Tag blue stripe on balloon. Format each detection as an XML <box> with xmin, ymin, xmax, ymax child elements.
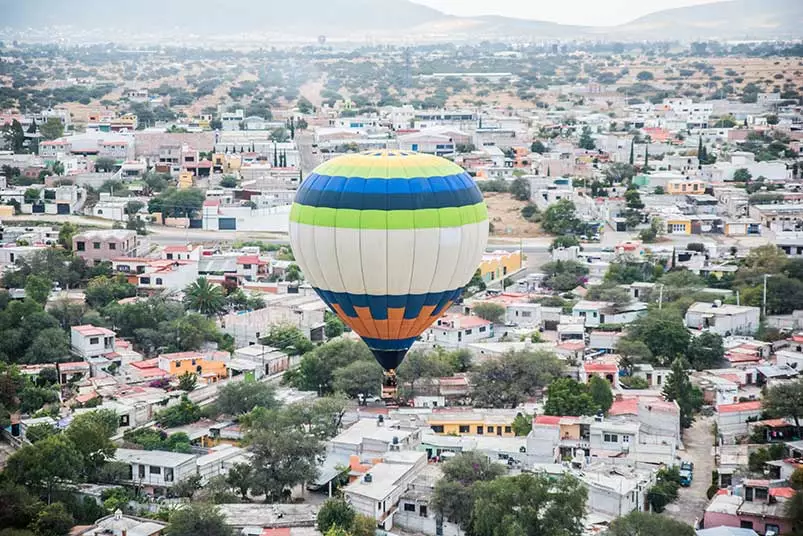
<box><xmin>314</xmin><ymin>288</ymin><xmax>463</xmax><ymax>321</ymax></box>
<box><xmin>361</xmin><ymin>336</ymin><xmax>418</xmax><ymax>351</ymax></box>
<box><xmin>295</xmin><ymin>174</ymin><xmax>482</xmax><ymax>210</ymax></box>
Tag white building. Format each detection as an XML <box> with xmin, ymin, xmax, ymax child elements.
<box><xmin>113</xmin><ymin>448</ymin><xmax>198</xmax><ymax>493</ymax></box>
<box><xmin>425</xmin><ymin>314</ymin><xmax>493</xmax><ymax>348</ymax></box>
<box><xmin>136</xmin><ymin>260</ymin><xmax>199</xmax><ymax>292</ymax></box>
<box><xmin>70</xmin><ymin>324</ymin><xmax>116</xmax><ymax>358</ymax></box>
<box><xmin>685</xmin><ymin>302</ymin><xmax>760</xmax><ymax>336</ymax></box>
<box><xmin>505</xmin><ymin>302</ymin><xmax>541</xmax><ymax>328</ymax></box>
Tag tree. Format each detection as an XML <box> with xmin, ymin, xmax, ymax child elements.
<box><xmin>544</xmin><ymin>378</ymin><xmax>599</xmax><ymax>416</ymax></box>
<box><xmin>24</xmin><ymin>275</ymin><xmax>52</xmax><ymax>305</ymax></box>
<box><xmin>57</xmin><ymin>223</ymin><xmax>78</xmax><ymax>251</ymax></box>
<box><xmin>629</xmin><ymin>139</ymin><xmax>635</xmax><ymax>165</ymax></box>
<box><xmin>766</xmin><ymin>114</ymin><xmax>780</xmax><ymax>125</ymax></box>
<box><xmin>125</xmin><ymin>200</ymin><xmax>145</xmax><ymax>216</ymax></box>
<box><xmin>509</xmin><ymin>177</ymin><xmax>531</xmax><ymax>201</ymax></box>
<box><xmin>471</xmin><ymin>350</ymin><xmax>564</xmax><ymax>408</ymax></box>
<box><xmin>0</xmin><ymin>481</ymin><xmax>43</xmax><ymax>531</ymax></box>
<box><xmin>226</xmin><ymin>462</ymin><xmax>253</xmax><ymax>501</ymax></box>
<box><xmin>764</xmin><ymin>378</ymin><xmax>803</xmax><ymax>438</ymax></box>
<box><xmin>687</xmin><ymin>331</ymin><xmax>724</xmax><ymax>370</ymax></box>
<box><xmin>733</xmin><ymin>168</ymin><xmax>752</xmax><ymax>182</ymax></box>
<box><xmin>615</xmin><ymin>338</ymin><xmax>653</xmax><ymax>372</ymax></box>
<box><xmin>472</xmin><ymin>303</ymin><xmax>505</xmax><ymax>323</ymax></box>
<box><xmin>25</xmin><ymin>423</ymin><xmax>57</xmax><ymax>444</ymax></box>
<box><xmin>589</xmin><ymin>375</ymin><xmax>614</xmax><ymax>414</ymax></box>
<box><xmin>332</xmin><ymin>360</ymin><xmax>384</xmax><ymax>403</ymax></box>
<box><xmin>432</xmin><ymin>452</ymin><xmax>506</xmax><ymax>531</ymax></box>
<box><xmin>171</xmin><ymin>474</ymin><xmax>203</xmax><ymax>499</ymax></box>
<box><xmin>511</xmin><ymin>413</ymin><xmax>532</xmax><ymax>436</ymax></box>
<box><xmin>177</xmin><ymin>371</ymin><xmax>197</xmax><ymax>392</ymax></box>
<box><xmin>531</xmin><ymin>140</ymin><xmax>546</xmax><ymax>154</ymax></box>
<box><xmin>39</xmin><ymin>118</ymin><xmax>64</xmax><ymax>141</ymax></box>
<box><xmin>216</xmin><ymin>381</ymin><xmax>279</xmax><ymax>416</ymax></box>
<box><xmin>647</xmin><ymin>467</ymin><xmax>681</xmax><ymax>512</ymax></box>
<box><xmin>470</xmin><ymin>473</ymin><xmax>586</xmax><ymax>536</ymax></box>
<box><xmin>285</xmin><ymin>264</ymin><xmax>302</xmax><ymax>282</ymax></box>
<box><xmin>220</xmin><ymin>175</ymin><xmax>238</xmax><ymax>188</ymax></box>
<box><xmin>94</xmin><ymin>157</ymin><xmax>117</xmax><ymax>173</ymax></box>
<box><xmin>607</xmin><ymin>511</ymin><xmax>694</xmax><ymax>536</ymax></box>
<box><xmin>64</xmin><ymin>410</ymin><xmax>118</xmax><ymax>481</ymax></box>
<box><xmin>165</xmin><ymin>503</ymin><xmax>232</xmax><ymax>536</ymax></box>
<box><xmin>261</xmin><ymin>323</ymin><xmax>314</xmax><ymax>356</ymax></box>
<box><xmin>6</xmin><ymin>434</ymin><xmax>82</xmax><ymax>503</ymax></box>
<box><xmin>317</xmin><ymin>498</ymin><xmax>355</xmax><ymax>534</ymax></box>
<box><xmin>24</xmin><ymin>329</ymin><xmax>70</xmax><ymax>364</ymax></box>
<box><xmin>541</xmin><ymin>199</ymin><xmax>580</xmax><ymax>235</ymax></box>
<box><xmin>286</xmin><ymin>339</ymin><xmax>369</xmax><ymax>392</ymax></box>
<box><xmin>3</xmin><ymin>120</ymin><xmax>25</xmax><ymax>152</ymax></box>
<box><xmin>324</xmin><ymin>312</ymin><xmax>345</xmax><ymax>339</ymax></box>
<box><xmin>663</xmin><ymin>358</ymin><xmax>703</xmax><ymax>428</ymax></box>
<box><xmin>31</xmin><ymin>502</ymin><xmax>73</xmax><ymax>536</ymax></box>
<box><xmin>84</xmin><ymin>275</ymin><xmax>136</xmax><ymax>308</ymax></box>
<box><xmin>396</xmin><ymin>349</ymin><xmax>454</xmax><ymax>398</ymax></box>
<box><xmin>550</xmin><ymin>235</ymin><xmax>580</xmax><ymax>251</ymax></box>
<box><xmin>183</xmin><ymin>277</ymin><xmax>226</xmax><ymax>316</ymax></box>
<box><xmin>627</xmin><ymin>309</ymin><xmax>690</xmax><ymax>363</ymax></box>
<box><xmin>270</xmin><ymin>127</ymin><xmax>289</xmax><ymax>143</ymax></box>
<box><xmin>155</xmin><ymin>396</ymin><xmax>201</xmax><ymax>427</ymax></box>
<box><xmin>579</xmin><ymin>126</ymin><xmax>596</xmax><ymax>150</ymax></box>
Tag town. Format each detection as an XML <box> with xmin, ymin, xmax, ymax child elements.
<box><xmin>1</xmin><ymin>3</ymin><xmax>803</xmax><ymax>536</ymax></box>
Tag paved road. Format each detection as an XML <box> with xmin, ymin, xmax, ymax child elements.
<box><xmin>663</xmin><ymin>415</ymin><xmax>715</xmax><ymax>528</ymax></box>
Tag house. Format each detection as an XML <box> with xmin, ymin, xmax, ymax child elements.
<box><xmin>57</xmin><ymin>361</ymin><xmax>90</xmax><ymax>384</ymax></box>
<box><xmin>478</xmin><ymin>250</ymin><xmax>522</xmax><ymax>283</ymax></box>
<box><xmin>73</xmin><ymin>230</ymin><xmax>138</xmax><ymax>264</ymax></box>
<box><xmin>426</xmin><ymin>314</ymin><xmax>493</xmax><ymax>347</ymax></box>
<box><xmin>716</xmin><ymin>401</ymin><xmax>763</xmax><ymax>440</ymax></box>
<box><xmin>426</xmin><ymin>409</ymin><xmax>518</xmax><ymax>437</ymax></box>
<box><xmin>229</xmin><ymin>345</ymin><xmax>290</xmax><ymax>380</ymax></box>
<box><xmin>667</xmin><ymin>178</ymin><xmax>706</xmax><ymax>195</ymax></box>
<box><xmin>75</xmin><ymin>511</ymin><xmax>167</xmax><ymax>536</ymax></box>
<box><xmin>572</xmin><ymin>301</ymin><xmax>611</xmax><ymax>328</ymax></box>
<box><xmin>236</xmin><ymin>255</ymin><xmax>270</xmax><ymax>281</ymax></box>
<box><xmin>157</xmin><ymin>351</ymin><xmax>228</xmax><ymax>383</ymax></box>
<box><xmin>330</xmin><ymin>418</ymin><xmax>422</xmax><ymax>459</ymax></box>
<box><xmin>579</xmin><ymin>361</ymin><xmax>620</xmax><ymax>389</ymax></box>
<box><xmin>580</xmin><ymin>462</ymin><xmax>655</xmax><ymax>519</ymax></box>
<box><xmin>136</xmin><ymin>260</ymin><xmax>199</xmax><ymax>292</ymax></box>
<box><xmin>112</xmin><ymin>448</ymin><xmax>198</xmax><ymax>495</ymax></box>
<box><xmin>162</xmin><ymin>244</ymin><xmax>202</xmax><ymax>261</ymax></box>
<box><xmin>71</xmin><ymin>324</ymin><xmax>116</xmax><ymax>358</ymax></box>
<box><xmin>703</xmin><ymin>487</ymin><xmax>793</xmax><ymax>536</ymax></box>
<box><xmin>342</xmin><ymin>451</ymin><xmax>428</xmax><ymax>531</ymax></box>
<box><xmin>395</xmin><ymin>465</ymin><xmax>461</xmax><ymax>536</ymax></box>
<box><xmin>397</xmin><ymin>132</ymin><xmax>455</xmax><ymax>156</ymax></box>
<box><xmin>685</xmin><ymin>302</ymin><xmax>761</xmax><ymax>336</ymax></box>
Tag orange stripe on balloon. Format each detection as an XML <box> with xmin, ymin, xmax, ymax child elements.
<box><xmin>387</xmin><ymin>307</ymin><xmax>405</xmax><ymax>339</ymax></box>
<box><xmin>354</xmin><ymin>306</ymin><xmax>380</xmax><ymax>339</ymax></box>
<box><xmin>331</xmin><ymin>304</ymin><xmax>367</xmax><ymax>336</ymax></box>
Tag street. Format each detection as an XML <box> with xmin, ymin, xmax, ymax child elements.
<box><xmin>663</xmin><ymin>416</ymin><xmax>715</xmax><ymax>528</ymax></box>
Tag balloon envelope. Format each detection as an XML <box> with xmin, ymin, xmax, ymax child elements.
<box><xmin>289</xmin><ymin>150</ymin><xmax>489</xmax><ymax>370</ymax></box>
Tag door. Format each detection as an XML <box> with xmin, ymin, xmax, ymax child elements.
<box><xmin>218</xmin><ymin>217</ymin><xmax>236</xmax><ymax>230</ymax></box>
<box><xmin>56</xmin><ymin>203</ymin><xmax>70</xmax><ymax>215</ymax></box>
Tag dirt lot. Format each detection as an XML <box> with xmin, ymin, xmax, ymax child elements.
<box><xmin>483</xmin><ymin>192</ymin><xmax>545</xmax><ymax>238</ymax></box>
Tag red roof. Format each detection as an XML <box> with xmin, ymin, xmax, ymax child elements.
<box><xmin>131</xmin><ymin>358</ymin><xmax>160</xmax><ymax>369</ymax></box>
<box><xmin>718</xmin><ymin>400</ymin><xmax>762</xmax><ymax>413</ymax></box>
<box><xmin>534</xmin><ymin>415</ymin><xmax>562</xmax><ymax>425</ymax></box>
<box><xmin>725</xmin><ymin>352</ymin><xmax>762</xmax><ymax>363</ymax></box>
<box><xmin>72</xmin><ymin>324</ymin><xmax>115</xmax><ymax>337</ymax></box>
<box><xmin>744</xmin><ymin>479</ymin><xmax>770</xmax><ymax>487</ymax></box>
<box><xmin>237</xmin><ymin>255</ymin><xmax>267</xmax><ymax>265</ymax></box>
<box><xmin>769</xmin><ymin>487</ymin><xmax>795</xmax><ymax>498</ymax></box>
<box><xmin>609</xmin><ymin>398</ymin><xmax>639</xmax><ymax>416</ymax></box>
<box><xmin>558</xmin><ymin>341</ymin><xmax>585</xmax><ymax>351</ymax></box>
<box><xmin>203</xmin><ymin>199</ymin><xmax>220</xmax><ymax>207</ymax></box>
<box><xmin>584</xmin><ymin>362</ymin><xmax>618</xmax><ymax>373</ymax></box>
<box><xmin>59</xmin><ymin>361</ymin><xmax>90</xmax><ymax>371</ymax></box>
<box><xmin>164</xmin><ymin>245</ymin><xmax>196</xmax><ymax>253</ymax></box>
<box><xmin>759</xmin><ymin>418</ymin><xmax>791</xmax><ymax>428</ymax></box>
<box><xmin>261</xmin><ymin>528</ymin><xmax>291</xmax><ymax>536</ymax></box>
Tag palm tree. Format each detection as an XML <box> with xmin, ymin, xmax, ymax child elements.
<box><xmin>183</xmin><ymin>277</ymin><xmax>226</xmax><ymax>316</ymax></box>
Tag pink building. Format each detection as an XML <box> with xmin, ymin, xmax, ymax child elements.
<box><xmin>73</xmin><ymin>230</ymin><xmax>138</xmax><ymax>264</ymax></box>
<box><xmin>703</xmin><ymin>485</ymin><xmax>792</xmax><ymax>535</ymax></box>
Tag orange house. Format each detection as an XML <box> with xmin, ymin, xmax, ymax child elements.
<box><xmin>157</xmin><ymin>351</ymin><xmax>228</xmax><ymax>383</ymax></box>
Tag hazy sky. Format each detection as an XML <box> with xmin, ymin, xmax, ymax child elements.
<box><xmin>411</xmin><ymin>0</ymin><xmax>723</xmax><ymax>26</ymax></box>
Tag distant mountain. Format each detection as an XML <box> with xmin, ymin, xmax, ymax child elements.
<box><xmin>1</xmin><ymin>0</ymin><xmax>801</xmax><ymax>41</ymax></box>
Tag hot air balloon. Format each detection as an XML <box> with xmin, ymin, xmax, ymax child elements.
<box><xmin>289</xmin><ymin>150</ymin><xmax>489</xmax><ymax>396</ymax></box>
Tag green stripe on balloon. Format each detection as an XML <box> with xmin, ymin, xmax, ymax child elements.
<box><xmin>290</xmin><ymin>202</ymin><xmax>488</xmax><ymax>229</ymax></box>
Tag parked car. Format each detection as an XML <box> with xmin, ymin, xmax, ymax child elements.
<box><xmin>679</xmin><ymin>469</ymin><xmax>693</xmax><ymax>487</ymax></box>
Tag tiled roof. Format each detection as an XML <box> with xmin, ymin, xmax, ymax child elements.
<box><xmin>717</xmin><ymin>400</ymin><xmax>762</xmax><ymax>413</ymax></box>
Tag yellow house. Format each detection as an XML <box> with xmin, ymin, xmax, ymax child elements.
<box><xmin>667</xmin><ymin>179</ymin><xmax>706</xmax><ymax>195</ymax></box>
<box><xmin>427</xmin><ymin>411</ymin><xmax>516</xmax><ymax>437</ymax></box>
<box><xmin>665</xmin><ymin>218</ymin><xmax>691</xmax><ymax>235</ymax></box>
<box><xmin>479</xmin><ymin>250</ymin><xmax>522</xmax><ymax>283</ymax></box>
<box><xmin>178</xmin><ymin>171</ymin><xmax>194</xmax><ymax>189</ymax></box>
<box><xmin>157</xmin><ymin>351</ymin><xmax>228</xmax><ymax>383</ymax></box>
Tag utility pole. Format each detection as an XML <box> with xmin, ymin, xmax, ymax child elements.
<box><xmin>762</xmin><ymin>274</ymin><xmax>769</xmax><ymax>317</ymax></box>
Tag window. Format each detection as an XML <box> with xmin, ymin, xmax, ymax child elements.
<box><xmin>505</xmin><ymin>426</ymin><xmax>512</xmax><ymax>434</ymax></box>
<box><xmin>167</xmin><ymin>253</ymin><xmax>173</xmax><ymax>260</ymax></box>
<box><xmin>155</xmin><ymin>278</ymin><xmax>163</xmax><ymax>285</ymax></box>
<box><xmin>622</xmin><ymin>435</ymin><xmax>630</xmax><ymax>443</ymax></box>
<box><xmin>521</xmin><ymin>311</ymin><xmax>531</xmax><ymax>317</ymax></box>
<box><xmin>118</xmin><ymin>265</ymin><xmax>130</xmax><ymax>272</ymax></box>
<box><xmin>89</xmin><ymin>337</ymin><xmax>99</xmax><ymax>345</ymax></box>
<box><xmin>165</xmin><ymin>468</ymin><xmax>174</xmax><ymax>482</ymax></box>
<box><xmin>93</xmin><ymin>242</ymin><xmax>101</xmax><ymax>249</ymax></box>
<box><xmin>420</xmin><ymin>505</ymin><xmax>428</xmax><ymax>517</ymax></box>
<box><xmin>465</xmin><ymin>329</ymin><xmax>472</xmax><ymax>335</ymax></box>
<box><xmin>109</xmin><ymin>243</ymin><xmax>116</xmax><ymax>250</ymax></box>
<box><xmin>765</xmin><ymin>524</ymin><xmax>779</xmax><ymax>535</ymax></box>
<box><xmin>476</xmin><ymin>426</ymin><xmax>484</xmax><ymax>435</ymax></box>
<box><xmin>138</xmin><ymin>465</ymin><xmax>145</xmax><ymax>478</ymax></box>
<box><xmin>149</xmin><ymin>466</ymin><xmax>161</xmax><ymax>475</ymax></box>
<box><xmin>140</xmin><ymin>277</ymin><xmax>150</xmax><ymax>284</ymax></box>
<box><xmin>604</xmin><ymin>433</ymin><xmax>618</xmax><ymax>443</ymax></box>
<box><xmin>404</xmin><ymin>503</ymin><xmax>416</xmax><ymax>512</ymax></box>
<box><xmin>431</xmin><ymin>425</ymin><xmax>444</xmax><ymax>433</ymax></box>
<box><xmin>459</xmin><ymin>425</ymin><xmax>470</xmax><ymax>434</ymax></box>
<box><xmin>739</xmin><ymin>521</ymin><xmax>753</xmax><ymax>530</ymax></box>
<box><xmin>127</xmin><ymin>465</ymin><xmax>133</xmax><ymax>480</ymax></box>
<box><xmin>479</xmin><ymin>326</ymin><xmax>486</xmax><ymax>333</ymax></box>
<box><xmin>244</xmin><ymin>264</ymin><xmax>252</xmax><ymax>269</ymax></box>
<box><xmin>76</xmin><ymin>241</ymin><xmax>85</xmax><ymax>251</ymax></box>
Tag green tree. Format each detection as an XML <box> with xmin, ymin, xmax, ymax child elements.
<box><xmin>183</xmin><ymin>277</ymin><xmax>226</xmax><ymax>316</ymax></box>
<box><xmin>25</xmin><ymin>423</ymin><xmax>57</xmax><ymax>444</ymax></box>
<box><xmin>94</xmin><ymin>157</ymin><xmax>117</xmax><ymax>173</ymax></box>
<box><xmin>24</xmin><ymin>276</ymin><xmax>52</xmax><ymax>305</ymax></box>
<box><xmin>471</xmin><ymin>473</ymin><xmax>587</xmax><ymax>536</ymax></box>
<box><xmin>260</xmin><ymin>324</ymin><xmax>314</xmax><ymax>356</ymax></box>
<box><xmin>579</xmin><ymin>126</ymin><xmax>596</xmax><ymax>150</ymax></box>
<box><xmin>324</xmin><ymin>312</ymin><xmax>345</xmax><ymax>338</ymax></box>
<box><xmin>24</xmin><ymin>329</ymin><xmax>70</xmax><ymax>364</ymax></box>
<box><xmin>471</xmin><ymin>350</ymin><xmax>564</xmax><ymax>408</ymax></box>
<box><xmin>220</xmin><ymin>175</ymin><xmax>238</xmax><ymax>188</ymax></box>
<box><xmin>687</xmin><ymin>331</ymin><xmax>724</xmax><ymax>370</ymax></box>
<box><xmin>270</xmin><ymin>127</ymin><xmax>289</xmax><ymax>142</ymax></box>
<box><xmin>84</xmin><ymin>275</ymin><xmax>136</xmax><ymax>308</ymax></box>
<box><xmin>615</xmin><ymin>338</ymin><xmax>653</xmax><ymax>372</ymax></box>
<box><xmin>285</xmin><ymin>264</ymin><xmax>302</xmax><ymax>282</ymax></box>
<box><xmin>57</xmin><ymin>223</ymin><xmax>78</xmax><ymax>251</ymax></box>
<box><xmin>30</xmin><ymin>502</ymin><xmax>73</xmax><ymax>536</ymax></box>
<box><xmin>3</xmin><ymin>120</ymin><xmax>25</xmax><ymax>152</ymax></box>
<box><xmin>39</xmin><ymin>118</ymin><xmax>64</xmax><ymax>141</ymax></box>
<box><xmin>165</xmin><ymin>503</ymin><xmax>232</xmax><ymax>536</ymax></box>
<box><xmin>607</xmin><ymin>511</ymin><xmax>694</xmax><ymax>536</ymax></box>
<box><xmin>472</xmin><ymin>302</ymin><xmax>505</xmax><ymax>323</ymax></box>
<box><xmin>396</xmin><ymin>349</ymin><xmax>454</xmax><ymax>398</ymax></box>
<box><xmin>64</xmin><ymin>410</ymin><xmax>118</xmax><ymax>481</ymax></box>
<box><xmin>531</xmin><ymin>140</ymin><xmax>546</xmax><ymax>154</ymax></box>
<box><xmin>637</xmin><ymin>71</ymin><xmax>655</xmax><ymax>81</ymax></box>
<box><xmin>763</xmin><ymin>378</ymin><xmax>803</xmax><ymax>438</ymax></box>
<box><xmin>125</xmin><ymin>200</ymin><xmax>145</xmax><ymax>216</ymax></box>
<box><xmin>544</xmin><ymin>378</ymin><xmax>599</xmax><ymax>416</ymax></box>
<box><xmin>0</xmin><ymin>481</ymin><xmax>43</xmax><ymax>531</ymax></box>
<box><xmin>627</xmin><ymin>309</ymin><xmax>690</xmax><ymax>363</ymax></box>
<box><xmin>509</xmin><ymin>177</ymin><xmax>531</xmax><ymax>201</ymax></box>
<box><xmin>589</xmin><ymin>375</ymin><xmax>614</xmax><ymax>414</ymax></box>
<box><xmin>171</xmin><ymin>474</ymin><xmax>203</xmax><ymax>499</ymax></box>
<box><xmin>541</xmin><ymin>199</ymin><xmax>580</xmax><ymax>235</ymax></box>
<box><xmin>662</xmin><ymin>358</ymin><xmax>703</xmax><ymax>428</ymax></box>
<box><xmin>647</xmin><ymin>467</ymin><xmax>681</xmax><ymax>512</ymax></box>
<box><xmin>332</xmin><ymin>360</ymin><xmax>384</xmax><ymax>403</ymax></box>
<box><xmin>155</xmin><ymin>396</ymin><xmax>201</xmax><ymax>427</ymax></box>
<box><xmin>550</xmin><ymin>235</ymin><xmax>580</xmax><ymax>251</ymax></box>
<box><xmin>225</xmin><ymin>462</ymin><xmax>253</xmax><ymax>501</ymax></box>
<box><xmin>432</xmin><ymin>452</ymin><xmax>506</xmax><ymax>532</ymax></box>
<box><xmin>6</xmin><ymin>434</ymin><xmax>83</xmax><ymax>503</ymax></box>
<box><xmin>511</xmin><ymin>413</ymin><xmax>532</xmax><ymax>436</ymax></box>
<box><xmin>216</xmin><ymin>381</ymin><xmax>279</xmax><ymax>416</ymax></box>
<box><xmin>317</xmin><ymin>498</ymin><xmax>355</xmax><ymax>534</ymax></box>
<box><xmin>177</xmin><ymin>371</ymin><xmax>197</xmax><ymax>392</ymax></box>
<box><xmin>286</xmin><ymin>339</ymin><xmax>369</xmax><ymax>392</ymax></box>
<box><xmin>733</xmin><ymin>168</ymin><xmax>752</xmax><ymax>182</ymax></box>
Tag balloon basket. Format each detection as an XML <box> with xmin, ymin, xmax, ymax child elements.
<box><xmin>381</xmin><ymin>369</ymin><xmax>398</xmax><ymax>401</ymax></box>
